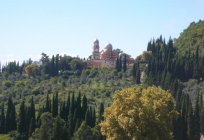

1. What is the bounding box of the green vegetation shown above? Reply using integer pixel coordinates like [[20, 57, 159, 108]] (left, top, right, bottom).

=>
[[0, 134, 12, 140], [175, 20, 204, 55], [100, 86, 178, 140], [1, 20, 204, 140]]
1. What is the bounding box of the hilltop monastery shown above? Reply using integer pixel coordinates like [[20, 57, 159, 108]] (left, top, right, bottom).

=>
[[87, 39, 134, 68]]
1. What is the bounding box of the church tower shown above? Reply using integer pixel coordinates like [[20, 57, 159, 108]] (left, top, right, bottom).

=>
[[92, 39, 100, 60]]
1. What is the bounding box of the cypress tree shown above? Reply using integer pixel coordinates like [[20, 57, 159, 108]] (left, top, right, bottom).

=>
[[115, 58, 120, 72], [55, 54, 59, 75], [136, 62, 141, 84], [66, 94, 71, 121], [92, 108, 96, 127], [187, 101, 194, 140], [132, 63, 136, 79], [82, 95, 87, 120], [123, 54, 127, 72], [194, 95, 200, 140], [28, 118, 35, 137], [119, 55, 122, 72], [70, 94, 75, 114], [6, 96, 17, 132], [52, 94, 56, 117], [60, 101, 66, 120], [85, 109, 90, 126], [76, 93, 81, 120], [68, 113, 74, 137], [18, 100, 26, 134], [0, 103, 5, 133], [98, 102, 104, 122], [51, 55, 55, 76], [30, 96, 36, 125], [45, 94, 50, 112]]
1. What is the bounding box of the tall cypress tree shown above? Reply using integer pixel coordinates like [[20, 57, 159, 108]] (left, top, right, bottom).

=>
[[76, 93, 81, 120], [82, 95, 87, 120], [45, 94, 50, 113], [52, 92, 58, 117], [18, 100, 26, 134], [0, 103, 5, 133], [66, 94, 70, 121], [98, 102, 104, 122], [194, 95, 200, 140], [6, 96, 17, 132], [28, 118, 35, 137], [52, 94, 56, 117], [123, 54, 127, 72], [119, 55, 122, 72], [115, 58, 120, 72], [30, 96, 36, 125], [136, 62, 141, 84]]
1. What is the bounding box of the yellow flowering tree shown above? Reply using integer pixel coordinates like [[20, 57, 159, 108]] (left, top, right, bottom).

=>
[[100, 86, 178, 140]]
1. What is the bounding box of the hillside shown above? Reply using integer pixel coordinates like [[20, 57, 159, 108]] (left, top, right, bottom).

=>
[[1, 20, 204, 140], [175, 20, 204, 55]]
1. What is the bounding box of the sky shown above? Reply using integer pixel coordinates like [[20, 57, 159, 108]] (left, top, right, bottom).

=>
[[0, 0, 204, 65]]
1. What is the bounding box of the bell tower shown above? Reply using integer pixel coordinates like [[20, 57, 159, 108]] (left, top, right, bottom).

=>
[[92, 39, 100, 60]]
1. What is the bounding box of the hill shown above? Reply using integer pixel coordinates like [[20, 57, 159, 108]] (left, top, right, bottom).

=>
[[174, 20, 204, 55]]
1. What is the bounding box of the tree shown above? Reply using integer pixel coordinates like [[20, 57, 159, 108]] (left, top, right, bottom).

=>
[[82, 95, 88, 120], [52, 93, 58, 117], [194, 95, 200, 140], [136, 62, 141, 84], [98, 103, 104, 122], [51, 116, 68, 140], [24, 64, 39, 77], [100, 86, 178, 140], [115, 58, 120, 72], [0, 103, 5, 133], [72, 121, 98, 140], [18, 100, 26, 134], [5, 96, 17, 132], [123, 54, 127, 72], [38, 112, 53, 140]]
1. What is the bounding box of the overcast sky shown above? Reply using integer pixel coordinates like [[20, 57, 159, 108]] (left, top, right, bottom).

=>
[[0, 0, 204, 65]]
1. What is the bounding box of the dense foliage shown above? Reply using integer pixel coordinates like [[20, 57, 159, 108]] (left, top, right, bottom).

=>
[[100, 86, 178, 140], [174, 20, 204, 55], [1, 20, 204, 140]]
